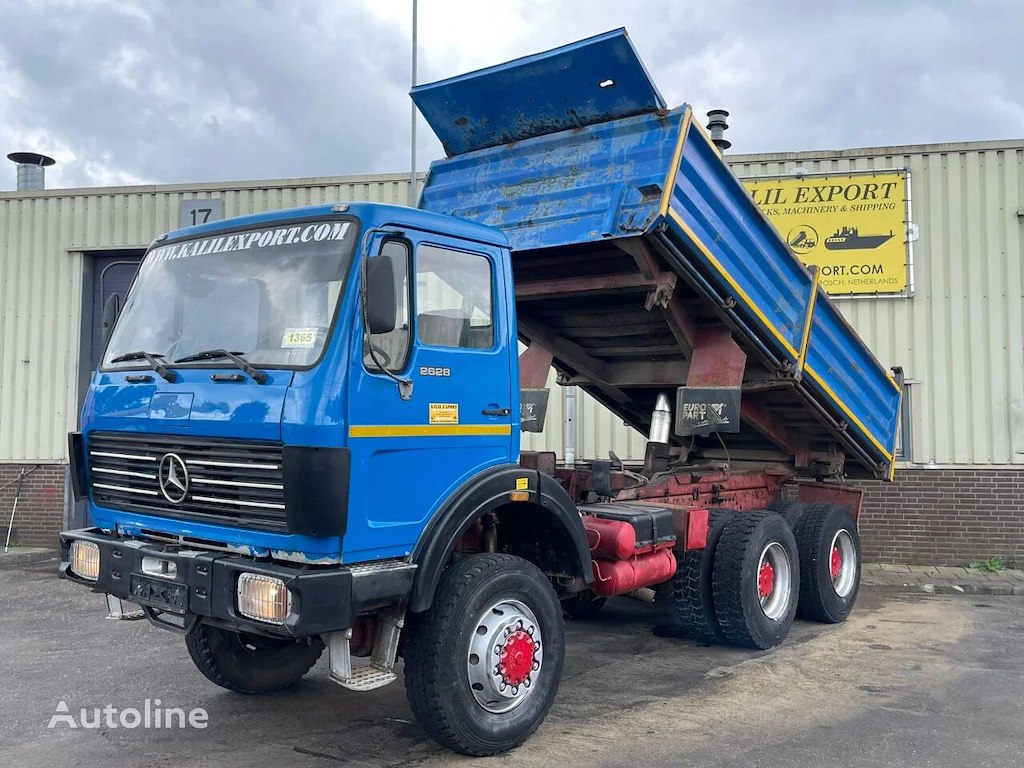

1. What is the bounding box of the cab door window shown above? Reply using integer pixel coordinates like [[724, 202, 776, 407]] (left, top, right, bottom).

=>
[[415, 245, 493, 350], [363, 239, 411, 371]]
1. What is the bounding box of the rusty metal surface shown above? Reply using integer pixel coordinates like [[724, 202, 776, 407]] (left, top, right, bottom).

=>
[[555, 465, 790, 513], [795, 481, 864, 520], [410, 29, 664, 157], [686, 327, 746, 387], [518, 345, 554, 389]]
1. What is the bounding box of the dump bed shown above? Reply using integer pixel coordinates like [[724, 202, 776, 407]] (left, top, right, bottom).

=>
[[413, 29, 901, 480]]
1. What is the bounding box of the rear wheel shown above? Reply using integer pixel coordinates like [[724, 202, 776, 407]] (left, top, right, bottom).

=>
[[794, 503, 861, 623], [185, 624, 323, 694], [767, 499, 806, 528], [654, 508, 735, 643], [403, 553, 565, 756], [712, 511, 799, 649]]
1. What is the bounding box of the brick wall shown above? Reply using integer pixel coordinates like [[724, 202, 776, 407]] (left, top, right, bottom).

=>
[[855, 469, 1024, 568], [2, 462, 1021, 564], [0, 463, 66, 548]]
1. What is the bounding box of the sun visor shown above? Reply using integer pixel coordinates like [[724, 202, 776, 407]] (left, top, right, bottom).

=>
[[411, 28, 666, 157]]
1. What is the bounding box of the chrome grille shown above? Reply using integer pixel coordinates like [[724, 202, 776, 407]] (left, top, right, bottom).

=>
[[86, 432, 287, 531]]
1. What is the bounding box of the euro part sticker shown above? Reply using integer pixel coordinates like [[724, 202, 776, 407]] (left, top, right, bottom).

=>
[[429, 403, 459, 424], [281, 328, 318, 348]]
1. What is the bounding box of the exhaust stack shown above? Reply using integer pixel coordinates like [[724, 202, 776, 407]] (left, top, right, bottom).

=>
[[644, 393, 673, 475], [7, 152, 56, 191], [648, 393, 673, 444], [705, 109, 731, 152]]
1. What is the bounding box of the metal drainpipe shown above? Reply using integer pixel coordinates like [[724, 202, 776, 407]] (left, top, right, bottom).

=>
[[564, 386, 577, 466]]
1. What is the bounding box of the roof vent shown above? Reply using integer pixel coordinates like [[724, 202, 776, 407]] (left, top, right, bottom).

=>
[[7, 152, 56, 191], [705, 110, 731, 152]]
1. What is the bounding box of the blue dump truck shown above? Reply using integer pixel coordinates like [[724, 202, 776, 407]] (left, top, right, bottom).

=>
[[59, 30, 901, 755]]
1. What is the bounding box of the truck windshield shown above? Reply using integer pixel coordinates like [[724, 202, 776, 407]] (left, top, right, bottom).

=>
[[103, 218, 358, 370]]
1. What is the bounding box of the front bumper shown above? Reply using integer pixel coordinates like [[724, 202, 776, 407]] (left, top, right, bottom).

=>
[[59, 528, 415, 638]]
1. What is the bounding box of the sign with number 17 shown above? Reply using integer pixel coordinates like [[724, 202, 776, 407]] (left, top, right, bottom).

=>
[[179, 199, 224, 230]]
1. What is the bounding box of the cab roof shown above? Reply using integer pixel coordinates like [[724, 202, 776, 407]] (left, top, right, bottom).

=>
[[160, 201, 509, 248]]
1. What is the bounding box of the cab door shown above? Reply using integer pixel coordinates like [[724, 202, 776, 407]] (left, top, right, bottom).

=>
[[344, 229, 517, 561]]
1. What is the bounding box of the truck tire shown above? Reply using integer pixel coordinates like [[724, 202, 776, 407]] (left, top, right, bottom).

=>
[[184, 623, 324, 694], [793, 503, 861, 623], [562, 590, 607, 620], [712, 511, 799, 650], [654, 508, 735, 643], [404, 553, 564, 756], [767, 500, 806, 528]]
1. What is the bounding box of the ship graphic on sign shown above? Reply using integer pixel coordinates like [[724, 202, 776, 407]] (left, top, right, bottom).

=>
[[824, 226, 894, 251]]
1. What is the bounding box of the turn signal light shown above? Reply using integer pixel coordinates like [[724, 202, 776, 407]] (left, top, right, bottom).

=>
[[236, 573, 292, 624], [70, 540, 100, 581]]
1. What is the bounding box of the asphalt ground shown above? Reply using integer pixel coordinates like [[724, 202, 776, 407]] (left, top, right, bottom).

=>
[[2, 560, 1021, 768]]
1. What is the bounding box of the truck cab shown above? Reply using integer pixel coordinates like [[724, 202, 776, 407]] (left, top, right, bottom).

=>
[[82, 203, 522, 564], [62, 201, 592, 732]]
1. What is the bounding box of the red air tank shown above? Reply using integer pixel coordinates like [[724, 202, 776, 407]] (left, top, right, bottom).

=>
[[590, 548, 676, 597], [583, 516, 641, 560]]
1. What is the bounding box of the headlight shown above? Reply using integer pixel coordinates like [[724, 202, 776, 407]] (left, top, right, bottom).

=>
[[70, 540, 100, 581], [236, 573, 292, 624]]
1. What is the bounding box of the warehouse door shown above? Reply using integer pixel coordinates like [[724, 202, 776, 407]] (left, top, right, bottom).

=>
[[86, 251, 144, 371], [70, 250, 144, 529]]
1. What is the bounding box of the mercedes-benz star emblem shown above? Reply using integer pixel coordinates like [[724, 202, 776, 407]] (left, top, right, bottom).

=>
[[158, 453, 189, 504]]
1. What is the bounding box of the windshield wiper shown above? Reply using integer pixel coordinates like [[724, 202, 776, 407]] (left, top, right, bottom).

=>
[[108, 350, 175, 383], [173, 349, 268, 385]]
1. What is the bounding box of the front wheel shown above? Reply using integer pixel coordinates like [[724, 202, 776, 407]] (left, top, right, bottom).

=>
[[403, 553, 565, 756], [185, 623, 324, 693]]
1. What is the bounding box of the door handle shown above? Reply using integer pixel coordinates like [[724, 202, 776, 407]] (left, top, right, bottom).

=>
[[482, 407, 511, 416]]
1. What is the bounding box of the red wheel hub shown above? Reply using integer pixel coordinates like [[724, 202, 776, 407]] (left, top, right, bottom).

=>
[[498, 630, 536, 686], [830, 545, 842, 580], [758, 561, 775, 599]]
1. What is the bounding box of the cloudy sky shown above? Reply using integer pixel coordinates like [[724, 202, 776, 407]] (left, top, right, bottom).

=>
[[0, 0, 1021, 190]]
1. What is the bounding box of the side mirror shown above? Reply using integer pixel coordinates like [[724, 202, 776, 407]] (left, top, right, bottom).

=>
[[101, 293, 121, 345], [365, 256, 397, 334]]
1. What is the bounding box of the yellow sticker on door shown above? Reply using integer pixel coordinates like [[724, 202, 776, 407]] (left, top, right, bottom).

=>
[[429, 403, 459, 425]]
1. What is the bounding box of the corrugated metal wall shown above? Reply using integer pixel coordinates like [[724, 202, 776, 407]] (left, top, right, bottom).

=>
[[4, 141, 1022, 467], [730, 141, 1024, 466], [0, 174, 416, 461]]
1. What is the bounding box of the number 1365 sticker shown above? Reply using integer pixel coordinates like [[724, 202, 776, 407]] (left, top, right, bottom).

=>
[[281, 327, 318, 348]]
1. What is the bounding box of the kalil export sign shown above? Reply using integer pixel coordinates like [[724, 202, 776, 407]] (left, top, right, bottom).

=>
[[742, 171, 910, 296]]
